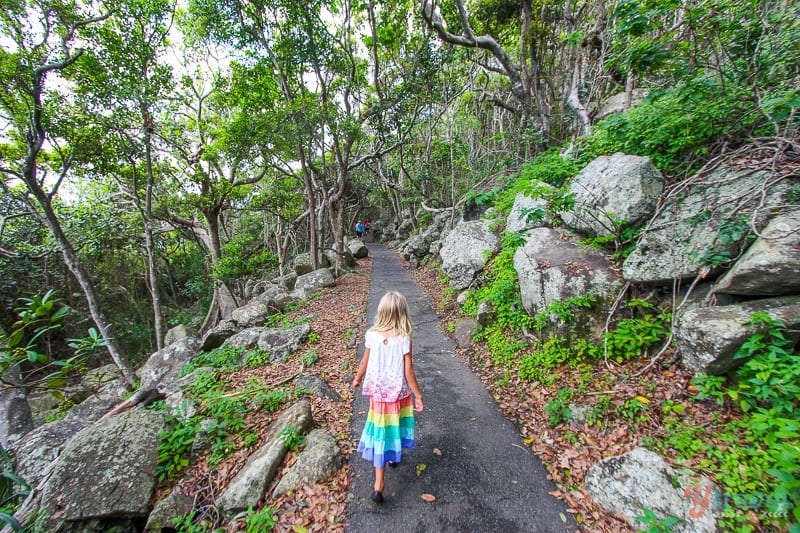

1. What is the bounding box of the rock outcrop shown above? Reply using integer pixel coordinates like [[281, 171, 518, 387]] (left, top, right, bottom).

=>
[[439, 219, 500, 289], [585, 447, 721, 533], [712, 209, 800, 296], [674, 296, 800, 374], [561, 153, 664, 237], [514, 228, 624, 320], [223, 323, 311, 363], [216, 400, 313, 515], [41, 409, 165, 529], [271, 429, 341, 497], [623, 165, 794, 284]]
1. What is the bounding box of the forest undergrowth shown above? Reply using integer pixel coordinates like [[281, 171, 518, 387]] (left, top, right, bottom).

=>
[[158, 257, 372, 532], [408, 258, 792, 533]]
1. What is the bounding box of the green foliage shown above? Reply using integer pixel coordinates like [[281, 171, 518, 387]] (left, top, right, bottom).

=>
[[307, 331, 321, 344], [245, 506, 278, 532], [213, 228, 279, 282], [587, 394, 614, 428], [578, 216, 643, 260], [486, 329, 527, 367], [580, 81, 755, 172], [181, 346, 245, 376], [729, 312, 800, 415], [679, 313, 800, 529], [1, 290, 68, 367], [170, 511, 219, 532], [601, 311, 671, 363], [495, 149, 578, 217], [156, 415, 200, 483], [0, 444, 29, 530], [278, 425, 306, 452], [300, 348, 318, 368], [243, 349, 271, 368], [0, 291, 106, 397], [533, 295, 598, 330], [544, 388, 574, 427], [464, 239, 533, 335], [616, 397, 650, 424], [635, 507, 681, 533], [157, 363, 257, 481], [254, 389, 289, 412], [520, 337, 573, 385], [464, 188, 499, 209]]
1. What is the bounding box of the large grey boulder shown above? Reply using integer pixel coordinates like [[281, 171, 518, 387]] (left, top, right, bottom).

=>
[[200, 319, 240, 351], [145, 486, 194, 531], [217, 400, 313, 515], [595, 89, 649, 121], [231, 299, 272, 328], [514, 227, 624, 317], [347, 239, 369, 259], [324, 247, 356, 268], [439, 219, 500, 290], [404, 233, 432, 259], [294, 268, 336, 298], [139, 337, 202, 393], [623, 166, 794, 284], [41, 409, 165, 525], [9, 416, 88, 489], [293, 252, 330, 276], [712, 209, 800, 296], [223, 323, 311, 364], [561, 153, 664, 237], [674, 296, 800, 375], [585, 447, 720, 532], [293, 373, 342, 402], [10, 372, 130, 489], [163, 324, 198, 347], [271, 429, 342, 497], [506, 184, 554, 233]]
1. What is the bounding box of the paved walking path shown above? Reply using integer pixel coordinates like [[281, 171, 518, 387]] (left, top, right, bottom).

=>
[[347, 244, 575, 532]]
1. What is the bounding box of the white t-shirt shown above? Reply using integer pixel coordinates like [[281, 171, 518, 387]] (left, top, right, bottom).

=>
[[361, 329, 411, 402]]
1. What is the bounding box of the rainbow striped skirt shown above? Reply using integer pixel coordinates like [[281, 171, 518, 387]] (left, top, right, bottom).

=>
[[357, 395, 415, 468]]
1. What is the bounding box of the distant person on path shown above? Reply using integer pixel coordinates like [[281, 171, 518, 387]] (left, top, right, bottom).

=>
[[355, 221, 365, 238], [352, 291, 424, 504]]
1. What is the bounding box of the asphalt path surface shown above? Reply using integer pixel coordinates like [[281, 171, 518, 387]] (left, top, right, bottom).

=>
[[347, 244, 576, 532]]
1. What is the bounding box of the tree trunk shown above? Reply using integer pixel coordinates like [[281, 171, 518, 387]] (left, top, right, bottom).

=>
[[28, 191, 137, 387], [142, 106, 166, 351], [21, 64, 136, 387]]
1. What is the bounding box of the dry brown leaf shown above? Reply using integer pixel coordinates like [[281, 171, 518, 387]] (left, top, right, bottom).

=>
[[420, 493, 436, 502]]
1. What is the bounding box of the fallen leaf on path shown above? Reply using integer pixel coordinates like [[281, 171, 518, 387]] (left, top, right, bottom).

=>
[[421, 493, 436, 502], [433, 448, 442, 456], [416, 463, 427, 476]]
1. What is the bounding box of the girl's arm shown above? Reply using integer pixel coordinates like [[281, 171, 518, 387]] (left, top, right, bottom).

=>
[[404, 342, 424, 412], [352, 347, 370, 388]]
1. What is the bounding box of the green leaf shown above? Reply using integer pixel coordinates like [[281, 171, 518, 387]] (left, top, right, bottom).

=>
[[0, 512, 22, 532]]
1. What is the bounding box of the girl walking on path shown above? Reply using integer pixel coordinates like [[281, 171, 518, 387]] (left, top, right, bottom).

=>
[[352, 291, 424, 504]]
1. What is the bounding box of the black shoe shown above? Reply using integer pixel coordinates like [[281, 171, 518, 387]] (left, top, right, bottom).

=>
[[370, 490, 384, 504], [388, 461, 399, 468]]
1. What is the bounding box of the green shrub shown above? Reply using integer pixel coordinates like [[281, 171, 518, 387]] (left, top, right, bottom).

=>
[[278, 425, 306, 451], [580, 80, 756, 172], [245, 506, 278, 532], [543, 388, 574, 427], [242, 349, 271, 368], [181, 346, 244, 376], [687, 312, 800, 529]]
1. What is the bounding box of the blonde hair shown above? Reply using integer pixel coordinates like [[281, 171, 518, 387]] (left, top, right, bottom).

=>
[[371, 291, 412, 337]]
